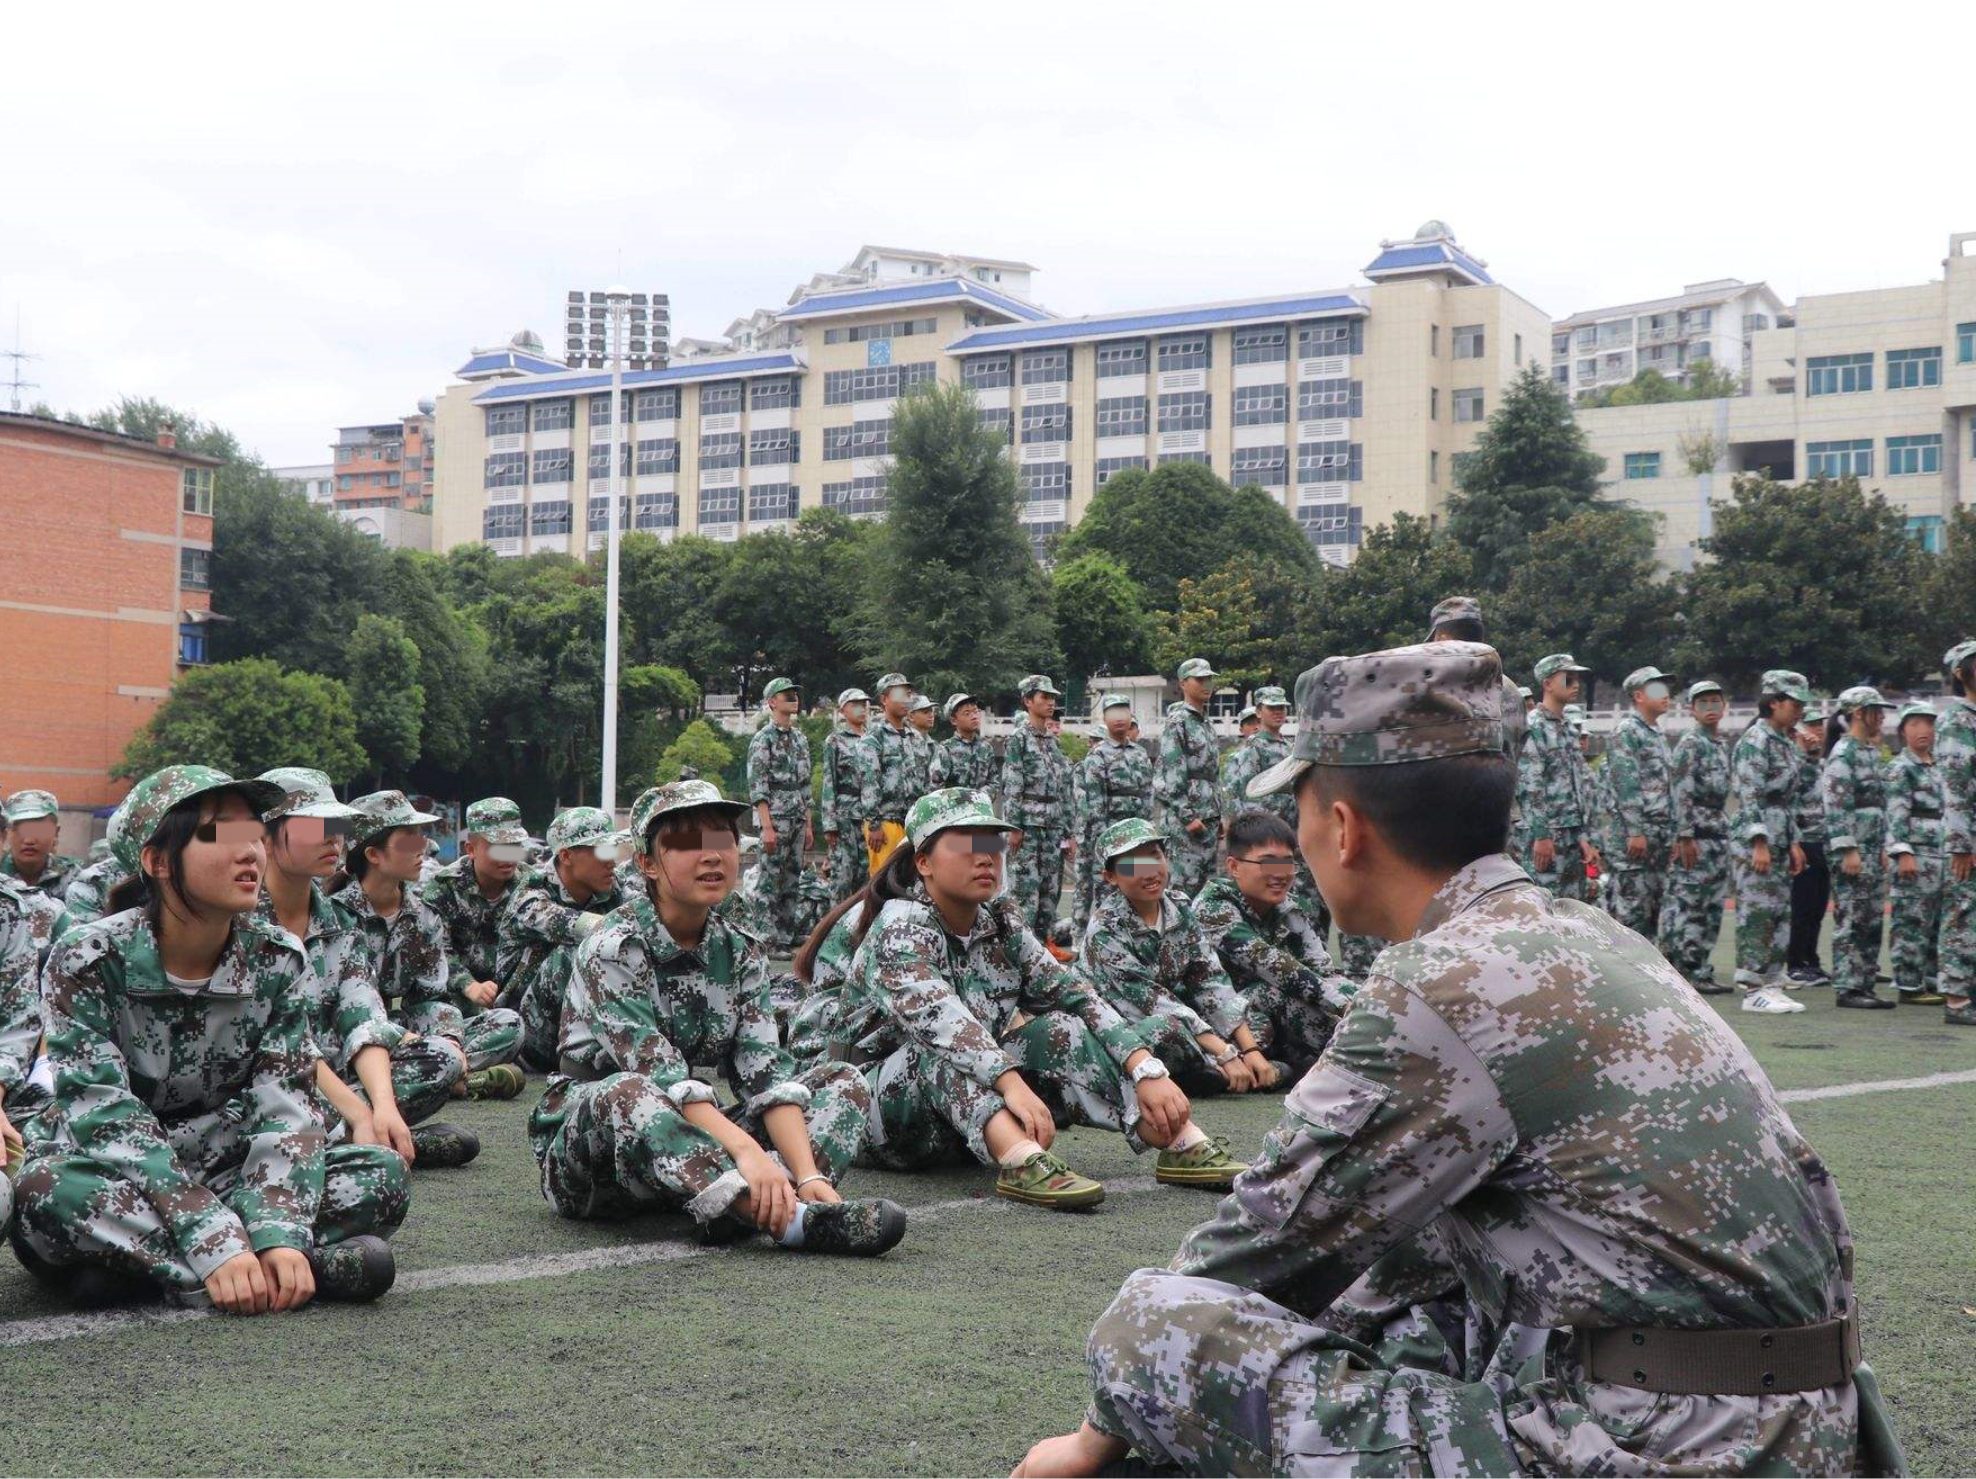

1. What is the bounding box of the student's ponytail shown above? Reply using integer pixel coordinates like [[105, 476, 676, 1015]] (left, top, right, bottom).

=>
[[793, 839, 919, 982]]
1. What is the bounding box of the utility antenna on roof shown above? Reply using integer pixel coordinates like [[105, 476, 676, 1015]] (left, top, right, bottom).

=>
[[4, 306, 40, 413]]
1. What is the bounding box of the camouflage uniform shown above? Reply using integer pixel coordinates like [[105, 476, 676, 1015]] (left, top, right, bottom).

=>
[[1080, 886, 1250, 1079], [59, 855, 128, 929], [528, 890, 870, 1223], [1884, 744, 1945, 997], [928, 734, 1000, 793], [830, 888, 1150, 1169], [902, 726, 934, 807], [14, 911, 408, 1297], [1192, 873, 1355, 1069], [1517, 705, 1596, 901], [1336, 932, 1384, 980], [1604, 711, 1676, 939], [1079, 643, 1880, 1477], [1155, 701, 1222, 896], [419, 854, 517, 1005], [0, 853, 80, 900], [867, 719, 914, 833], [1821, 732, 1890, 997], [1073, 734, 1155, 937], [1661, 722, 1733, 987], [746, 718, 814, 950], [1940, 688, 1976, 1009], [819, 719, 878, 903], [785, 903, 864, 1069], [0, 879, 41, 1232], [1000, 721, 1077, 937], [497, 867, 626, 1072], [1731, 715, 1804, 984]]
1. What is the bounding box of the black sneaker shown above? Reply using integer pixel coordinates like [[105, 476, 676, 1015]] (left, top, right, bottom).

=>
[[797, 1198, 908, 1257], [306, 1235, 397, 1302], [1787, 965, 1830, 986], [12, 1237, 153, 1307], [409, 1121, 481, 1168], [1835, 990, 1895, 1011]]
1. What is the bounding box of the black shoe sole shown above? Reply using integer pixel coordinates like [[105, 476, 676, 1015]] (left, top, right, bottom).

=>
[[1835, 994, 1895, 1010], [409, 1123, 482, 1168]]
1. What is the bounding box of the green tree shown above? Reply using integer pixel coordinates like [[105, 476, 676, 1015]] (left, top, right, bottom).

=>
[[1445, 364, 1608, 589], [849, 382, 1059, 697], [1291, 513, 1473, 663], [1051, 553, 1156, 682], [618, 534, 736, 691], [1155, 562, 1275, 690], [1677, 474, 1929, 689], [346, 614, 425, 786], [1490, 507, 1679, 682], [621, 664, 702, 720], [468, 562, 610, 815], [655, 718, 735, 785], [118, 659, 364, 781], [1923, 508, 1976, 665], [1581, 361, 1745, 408], [382, 550, 489, 776], [1056, 462, 1316, 610], [85, 396, 245, 463], [706, 511, 874, 701]]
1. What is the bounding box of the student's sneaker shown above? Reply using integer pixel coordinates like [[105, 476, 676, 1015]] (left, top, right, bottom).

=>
[[1689, 976, 1733, 997], [1732, 969, 1771, 990], [1786, 964, 1828, 987], [1741, 987, 1806, 1015], [796, 1198, 909, 1257], [1944, 1004, 1976, 1026], [306, 1235, 397, 1302], [1835, 989, 1896, 1011], [11, 1237, 153, 1308], [1903, 990, 1946, 1005], [409, 1121, 482, 1168], [464, 1064, 527, 1100], [1154, 1135, 1249, 1190], [995, 1151, 1105, 1210]]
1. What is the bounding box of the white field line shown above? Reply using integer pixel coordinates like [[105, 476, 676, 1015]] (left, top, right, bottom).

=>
[[1776, 1067, 1976, 1103]]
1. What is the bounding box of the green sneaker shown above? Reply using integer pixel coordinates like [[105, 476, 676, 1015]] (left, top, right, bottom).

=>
[[409, 1121, 481, 1168], [796, 1198, 909, 1257], [1944, 1004, 1976, 1026], [995, 1151, 1105, 1211], [464, 1064, 526, 1100], [306, 1235, 397, 1302], [1155, 1135, 1249, 1189]]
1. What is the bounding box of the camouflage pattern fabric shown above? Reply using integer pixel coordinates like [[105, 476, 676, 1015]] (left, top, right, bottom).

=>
[[902, 728, 934, 807], [1080, 886, 1250, 1051], [928, 735, 1001, 794], [1939, 696, 1976, 1000], [1000, 723, 1076, 937], [1821, 736, 1889, 995], [866, 720, 915, 825], [746, 720, 814, 949], [1337, 933, 1384, 980], [1155, 703, 1222, 895], [0, 879, 39, 1111], [830, 889, 1147, 1167], [785, 904, 863, 1069], [1603, 712, 1675, 939], [528, 891, 869, 1222], [58, 855, 128, 929], [15, 910, 409, 1294], [0, 852, 81, 898], [1221, 727, 1329, 931], [1732, 720, 1804, 982], [418, 854, 517, 999], [1191, 874, 1355, 1068], [819, 722, 878, 903], [1660, 725, 1732, 987], [7, 877, 65, 955], [498, 867, 625, 1072], [333, 880, 522, 1070], [1073, 738, 1155, 936], [1885, 749, 1945, 995], [1082, 855, 1866, 1475], [1516, 706, 1595, 900]]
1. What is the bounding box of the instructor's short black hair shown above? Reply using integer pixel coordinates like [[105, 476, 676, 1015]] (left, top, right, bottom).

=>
[[1301, 753, 1514, 872]]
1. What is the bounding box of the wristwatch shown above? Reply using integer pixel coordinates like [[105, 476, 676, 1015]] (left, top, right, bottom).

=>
[[1130, 1057, 1170, 1084]]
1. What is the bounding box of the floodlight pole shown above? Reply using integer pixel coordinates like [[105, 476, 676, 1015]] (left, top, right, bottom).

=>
[[600, 286, 630, 816]]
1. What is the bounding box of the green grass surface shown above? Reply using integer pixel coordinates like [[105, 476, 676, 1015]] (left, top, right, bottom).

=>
[[2, 915, 1971, 1476]]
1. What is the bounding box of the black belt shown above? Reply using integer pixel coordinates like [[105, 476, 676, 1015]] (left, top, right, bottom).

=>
[[1578, 1306, 1860, 1396]]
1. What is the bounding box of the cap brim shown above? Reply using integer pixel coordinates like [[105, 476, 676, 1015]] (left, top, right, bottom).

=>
[[283, 801, 367, 820], [914, 814, 1019, 849], [641, 797, 752, 834], [1247, 753, 1311, 799]]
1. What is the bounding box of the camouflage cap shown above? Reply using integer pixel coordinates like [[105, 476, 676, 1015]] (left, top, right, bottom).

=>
[[837, 687, 869, 709], [346, 790, 442, 851], [1896, 700, 1938, 728], [112, 765, 285, 874], [547, 805, 622, 853], [1099, 692, 1132, 712], [1759, 668, 1814, 702], [1426, 595, 1481, 634], [1562, 702, 1588, 733], [1, 789, 58, 824], [1177, 657, 1218, 681], [1248, 641, 1508, 798], [762, 677, 800, 701], [1533, 653, 1592, 683], [462, 796, 528, 844], [1515, 685, 1534, 700], [1833, 684, 1898, 714], [259, 767, 365, 823], [874, 671, 912, 696], [905, 787, 1016, 851], [941, 693, 977, 720], [1944, 639, 1976, 674], [1236, 706, 1258, 724], [87, 837, 112, 863], [1622, 665, 1677, 692], [1017, 674, 1061, 699], [1254, 686, 1290, 709], [908, 693, 936, 714], [1096, 816, 1167, 865], [628, 779, 749, 847], [1686, 680, 1725, 702]]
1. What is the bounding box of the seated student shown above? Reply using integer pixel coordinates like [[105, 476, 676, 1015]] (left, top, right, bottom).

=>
[[0, 871, 40, 1235], [1082, 818, 1278, 1096], [826, 788, 1245, 1211], [499, 806, 629, 1073], [1016, 643, 1896, 1479], [528, 780, 905, 1257], [421, 797, 531, 1037], [332, 792, 524, 1098], [11, 765, 406, 1311], [257, 768, 478, 1169], [1192, 807, 1358, 1073], [2, 790, 81, 898], [784, 899, 865, 1068]]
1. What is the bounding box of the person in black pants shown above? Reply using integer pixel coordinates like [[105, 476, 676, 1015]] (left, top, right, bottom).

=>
[[1786, 713, 1832, 984]]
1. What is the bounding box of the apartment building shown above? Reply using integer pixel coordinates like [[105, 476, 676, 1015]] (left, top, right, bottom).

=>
[[332, 402, 435, 512], [1553, 280, 1787, 399], [0, 413, 221, 811], [429, 223, 1551, 566], [273, 462, 334, 505], [1582, 231, 1976, 566]]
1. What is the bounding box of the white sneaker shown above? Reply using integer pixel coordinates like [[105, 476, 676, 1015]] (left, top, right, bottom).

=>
[[1741, 987, 1806, 1015]]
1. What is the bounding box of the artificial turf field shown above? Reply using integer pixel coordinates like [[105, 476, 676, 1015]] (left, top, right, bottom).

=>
[[2, 915, 1973, 1477]]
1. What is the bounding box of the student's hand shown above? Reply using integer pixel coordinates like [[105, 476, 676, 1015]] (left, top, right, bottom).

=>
[[795, 1176, 842, 1206], [866, 822, 887, 852], [760, 818, 779, 852], [369, 1102, 415, 1163], [1185, 818, 1206, 837], [0, 1104, 22, 1162], [465, 980, 498, 1009], [996, 1071, 1056, 1151], [1751, 840, 1772, 875], [1134, 1076, 1190, 1147], [1007, 831, 1024, 855], [804, 821, 814, 851], [1956, 852, 1975, 883], [1899, 853, 1919, 882], [1012, 1423, 1129, 1477], [1242, 1049, 1279, 1090], [259, 1247, 316, 1312], [1788, 843, 1807, 877], [206, 1250, 272, 1315], [1674, 838, 1699, 869], [823, 830, 838, 856], [1532, 837, 1556, 871], [1581, 839, 1601, 869], [1839, 848, 1862, 878], [1063, 839, 1077, 863], [1217, 1051, 1256, 1094], [1626, 834, 1648, 862], [736, 1149, 796, 1238]]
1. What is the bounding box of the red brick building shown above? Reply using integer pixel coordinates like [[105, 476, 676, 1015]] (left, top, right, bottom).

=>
[[0, 412, 223, 819], [332, 408, 433, 512]]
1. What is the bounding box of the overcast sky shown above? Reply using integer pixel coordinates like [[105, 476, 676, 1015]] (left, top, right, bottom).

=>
[[4, 3, 1962, 466]]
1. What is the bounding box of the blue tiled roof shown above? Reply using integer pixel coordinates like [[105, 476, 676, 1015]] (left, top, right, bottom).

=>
[[472, 352, 805, 404], [944, 292, 1365, 352], [778, 277, 1051, 323], [1362, 243, 1494, 285], [456, 349, 570, 377]]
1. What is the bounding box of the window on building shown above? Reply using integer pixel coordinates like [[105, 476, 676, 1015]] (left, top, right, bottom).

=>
[[1020, 464, 1070, 505], [1429, 449, 1439, 484], [1296, 441, 1363, 482], [1095, 396, 1147, 437], [1021, 403, 1071, 443], [699, 431, 744, 469], [485, 406, 525, 437], [1958, 322, 1976, 365], [751, 377, 801, 409], [748, 427, 800, 465], [821, 476, 889, 517], [1158, 335, 1210, 372], [1297, 504, 1364, 548], [1452, 324, 1485, 359], [1429, 387, 1438, 420], [1232, 325, 1288, 365], [1623, 451, 1662, 479], [635, 438, 679, 476], [531, 448, 573, 484], [748, 484, 800, 523], [633, 492, 679, 530], [1158, 451, 1211, 467], [634, 388, 679, 421], [1807, 353, 1872, 396], [699, 487, 742, 524], [1158, 391, 1210, 432], [700, 382, 742, 417], [1429, 325, 1439, 356], [1886, 347, 1943, 390], [1297, 319, 1362, 358], [180, 467, 214, 515], [1886, 434, 1942, 475], [1230, 445, 1287, 488], [530, 500, 572, 535], [589, 392, 624, 427], [1096, 341, 1148, 378], [1552, 332, 1570, 356], [532, 399, 573, 431], [1683, 308, 1713, 333], [1025, 521, 1067, 559], [1806, 439, 1873, 479], [961, 355, 1012, 390], [1298, 378, 1363, 420], [587, 496, 631, 532], [589, 443, 632, 483], [822, 420, 890, 461], [821, 317, 937, 345], [178, 546, 210, 590], [978, 407, 1013, 442], [481, 504, 524, 540], [1094, 455, 1147, 486], [1908, 514, 1946, 553], [1232, 383, 1287, 426], [1514, 333, 1523, 366], [1021, 348, 1070, 385], [178, 621, 207, 665], [1452, 388, 1485, 423]]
